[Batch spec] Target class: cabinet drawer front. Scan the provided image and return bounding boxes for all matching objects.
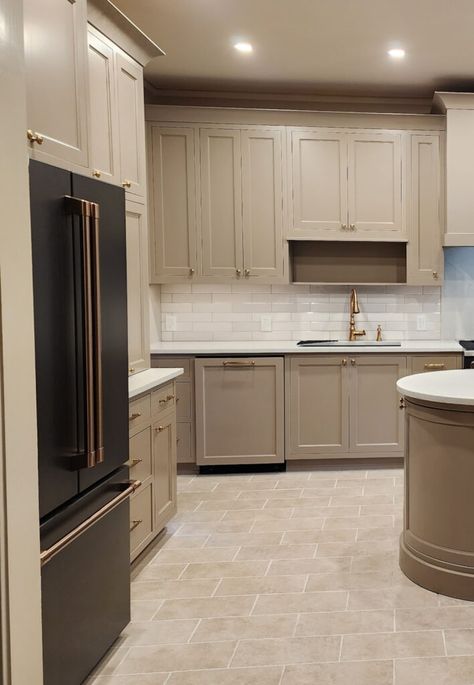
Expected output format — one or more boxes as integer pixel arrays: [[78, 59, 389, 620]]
[[152, 382, 176, 416], [129, 395, 151, 432], [411, 355, 460, 374], [177, 422, 193, 463], [128, 427, 152, 481], [130, 482, 153, 554], [152, 356, 192, 380], [176, 382, 192, 422]]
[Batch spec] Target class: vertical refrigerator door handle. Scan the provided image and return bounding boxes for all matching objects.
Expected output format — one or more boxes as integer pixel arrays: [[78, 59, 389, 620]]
[[65, 196, 102, 469]]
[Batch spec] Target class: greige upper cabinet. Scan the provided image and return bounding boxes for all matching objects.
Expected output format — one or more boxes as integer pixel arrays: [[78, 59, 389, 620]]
[[200, 128, 244, 278], [87, 27, 120, 183], [126, 200, 149, 375], [287, 356, 349, 458], [406, 134, 444, 285], [241, 130, 285, 279], [289, 129, 348, 236], [24, 0, 89, 170], [195, 357, 285, 466], [288, 128, 404, 240], [148, 125, 198, 282], [349, 355, 406, 454], [116, 53, 146, 199]]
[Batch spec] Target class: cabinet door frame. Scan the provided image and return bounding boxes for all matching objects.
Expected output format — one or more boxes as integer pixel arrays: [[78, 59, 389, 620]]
[[241, 128, 286, 280], [87, 26, 120, 184], [347, 131, 403, 237], [349, 354, 406, 454], [199, 128, 244, 278], [406, 133, 444, 285], [288, 128, 348, 237], [125, 199, 150, 374], [148, 124, 198, 282], [115, 52, 146, 199], [24, 0, 90, 170], [286, 355, 350, 459], [152, 409, 177, 532]]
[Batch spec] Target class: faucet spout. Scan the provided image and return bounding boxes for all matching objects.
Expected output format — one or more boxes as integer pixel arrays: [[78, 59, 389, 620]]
[[349, 288, 366, 341]]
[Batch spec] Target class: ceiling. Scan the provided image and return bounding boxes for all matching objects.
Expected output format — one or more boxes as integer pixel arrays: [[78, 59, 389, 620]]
[[114, 0, 474, 99]]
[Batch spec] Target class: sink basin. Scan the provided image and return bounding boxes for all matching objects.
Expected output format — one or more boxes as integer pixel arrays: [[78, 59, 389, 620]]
[[297, 339, 401, 347]]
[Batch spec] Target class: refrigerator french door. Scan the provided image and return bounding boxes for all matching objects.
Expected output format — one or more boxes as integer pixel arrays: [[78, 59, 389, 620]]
[[29, 160, 135, 684]]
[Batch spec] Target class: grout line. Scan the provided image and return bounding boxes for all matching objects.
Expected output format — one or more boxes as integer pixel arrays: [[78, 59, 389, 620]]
[[338, 634, 344, 662], [442, 629, 448, 656], [186, 618, 202, 644], [277, 665, 286, 685]]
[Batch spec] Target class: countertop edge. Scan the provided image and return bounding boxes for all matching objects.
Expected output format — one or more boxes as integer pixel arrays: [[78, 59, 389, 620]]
[[397, 370, 474, 406], [128, 368, 184, 399]]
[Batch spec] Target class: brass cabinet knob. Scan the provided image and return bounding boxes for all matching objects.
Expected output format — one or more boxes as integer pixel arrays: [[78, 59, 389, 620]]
[[92, 169, 101, 178], [244, 268, 250, 277], [236, 269, 242, 276], [27, 129, 44, 145], [129, 367, 135, 374], [189, 268, 195, 276], [342, 358, 348, 366], [432, 271, 439, 280], [130, 458, 143, 468], [129, 412, 141, 421], [341, 224, 347, 230], [350, 224, 356, 231], [350, 358, 356, 366], [155, 425, 164, 433], [130, 519, 142, 532], [122, 179, 132, 188]]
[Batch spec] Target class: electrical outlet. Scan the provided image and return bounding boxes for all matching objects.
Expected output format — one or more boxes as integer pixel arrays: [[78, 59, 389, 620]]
[[416, 314, 427, 331], [165, 314, 177, 332], [261, 315, 272, 332]]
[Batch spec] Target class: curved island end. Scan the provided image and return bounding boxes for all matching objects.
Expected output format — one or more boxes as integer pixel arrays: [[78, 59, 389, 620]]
[[397, 369, 474, 600]]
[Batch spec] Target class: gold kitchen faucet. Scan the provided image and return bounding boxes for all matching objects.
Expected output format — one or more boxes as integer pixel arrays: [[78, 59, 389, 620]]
[[349, 288, 366, 341]]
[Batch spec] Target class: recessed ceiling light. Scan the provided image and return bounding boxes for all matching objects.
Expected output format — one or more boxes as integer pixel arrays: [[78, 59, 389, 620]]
[[388, 48, 406, 59], [234, 42, 253, 53]]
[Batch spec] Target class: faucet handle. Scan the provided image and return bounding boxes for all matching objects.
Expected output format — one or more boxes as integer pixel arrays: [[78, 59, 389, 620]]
[[376, 325, 383, 342]]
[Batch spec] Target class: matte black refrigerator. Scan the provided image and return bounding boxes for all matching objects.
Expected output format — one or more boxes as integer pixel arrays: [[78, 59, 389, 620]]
[[29, 160, 138, 685]]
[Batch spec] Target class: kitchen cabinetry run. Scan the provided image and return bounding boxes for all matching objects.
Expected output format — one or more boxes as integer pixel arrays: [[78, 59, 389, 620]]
[[126, 200, 149, 375], [288, 128, 403, 240], [24, 0, 90, 170], [195, 357, 285, 466], [287, 354, 407, 459], [128, 382, 177, 561]]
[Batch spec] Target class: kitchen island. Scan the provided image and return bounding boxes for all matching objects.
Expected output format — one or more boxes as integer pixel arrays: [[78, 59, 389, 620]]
[[397, 369, 474, 599]]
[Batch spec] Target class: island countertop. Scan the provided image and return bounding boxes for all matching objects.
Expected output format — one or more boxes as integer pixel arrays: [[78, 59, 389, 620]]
[[397, 369, 474, 406], [128, 368, 183, 399]]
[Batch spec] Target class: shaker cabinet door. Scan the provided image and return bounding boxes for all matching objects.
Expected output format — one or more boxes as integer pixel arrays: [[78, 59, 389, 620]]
[[200, 128, 244, 278], [148, 125, 198, 282], [153, 412, 177, 532], [126, 200, 149, 375], [24, 0, 89, 169], [116, 53, 146, 198]]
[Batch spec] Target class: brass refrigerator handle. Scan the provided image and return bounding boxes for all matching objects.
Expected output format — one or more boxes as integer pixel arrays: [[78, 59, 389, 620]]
[[40, 480, 141, 567]]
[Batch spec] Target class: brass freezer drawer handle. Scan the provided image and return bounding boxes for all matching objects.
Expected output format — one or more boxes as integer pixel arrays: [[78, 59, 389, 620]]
[[129, 412, 142, 421], [424, 363, 445, 370], [40, 480, 141, 567], [223, 361, 256, 366], [130, 519, 142, 532]]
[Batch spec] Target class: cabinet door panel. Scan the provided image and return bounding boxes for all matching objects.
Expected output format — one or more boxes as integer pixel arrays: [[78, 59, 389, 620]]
[[149, 126, 197, 281], [24, 0, 89, 168], [195, 357, 284, 465], [126, 200, 149, 374], [87, 28, 120, 183], [153, 413, 177, 532], [349, 355, 406, 453], [116, 53, 145, 198], [348, 132, 402, 235], [289, 129, 347, 235], [288, 356, 349, 458], [200, 129, 243, 277], [407, 135, 443, 285], [242, 129, 284, 279]]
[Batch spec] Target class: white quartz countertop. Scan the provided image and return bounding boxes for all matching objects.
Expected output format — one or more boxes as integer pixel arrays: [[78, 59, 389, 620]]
[[150, 340, 462, 355], [129, 368, 183, 399], [397, 369, 474, 406]]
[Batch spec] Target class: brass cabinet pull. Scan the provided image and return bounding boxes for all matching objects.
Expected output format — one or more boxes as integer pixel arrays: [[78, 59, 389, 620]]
[[40, 480, 141, 566], [27, 129, 44, 144], [341, 224, 347, 230], [130, 519, 142, 532], [350, 358, 356, 366], [92, 169, 101, 178], [399, 397, 405, 409], [129, 412, 142, 421], [236, 269, 242, 276], [130, 458, 143, 468], [159, 394, 175, 404], [424, 363, 445, 370], [342, 358, 347, 366], [122, 179, 132, 188], [432, 271, 439, 280], [350, 224, 356, 231], [155, 425, 164, 433], [223, 360, 256, 366]]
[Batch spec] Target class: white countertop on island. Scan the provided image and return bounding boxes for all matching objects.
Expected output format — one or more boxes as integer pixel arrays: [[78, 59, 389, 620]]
[[398, 369, 474, 406], [129, 368, 184, 399], [150, 340, 463, 356]]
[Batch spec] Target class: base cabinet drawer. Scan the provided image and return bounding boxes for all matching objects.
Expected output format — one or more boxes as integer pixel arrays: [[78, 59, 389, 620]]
[[411, 355, 461, 374], [130, 482, 154, 559]]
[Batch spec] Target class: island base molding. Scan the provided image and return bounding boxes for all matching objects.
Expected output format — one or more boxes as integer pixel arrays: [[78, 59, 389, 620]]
[[400, 397, 474, 600]]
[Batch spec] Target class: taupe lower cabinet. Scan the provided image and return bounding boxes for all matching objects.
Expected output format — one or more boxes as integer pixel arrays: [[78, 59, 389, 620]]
[[195, 357, 285, 466], [287, 355, 407, 459]]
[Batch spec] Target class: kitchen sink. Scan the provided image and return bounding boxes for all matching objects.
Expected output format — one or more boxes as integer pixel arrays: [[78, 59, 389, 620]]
[[297, 339, 401, 347]]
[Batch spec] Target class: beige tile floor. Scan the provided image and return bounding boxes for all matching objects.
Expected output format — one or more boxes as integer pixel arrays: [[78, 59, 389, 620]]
[[88, 467, 474, 685]]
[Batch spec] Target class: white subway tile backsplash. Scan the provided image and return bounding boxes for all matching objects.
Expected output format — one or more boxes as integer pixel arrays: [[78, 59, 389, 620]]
[[154, 283, 441, 342]]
